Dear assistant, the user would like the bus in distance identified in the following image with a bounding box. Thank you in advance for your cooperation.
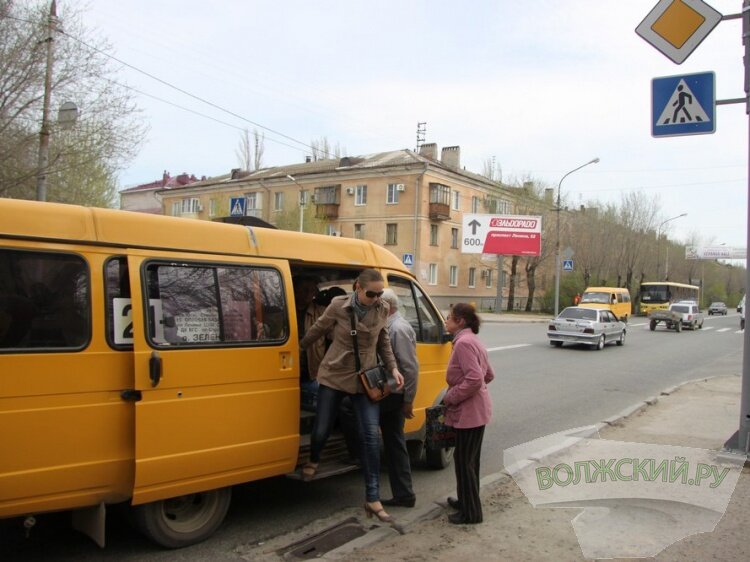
[638,281,700,315]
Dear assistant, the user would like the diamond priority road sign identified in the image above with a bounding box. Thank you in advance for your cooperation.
[652,71,715,137]
[636,0,722,65]
[461,214,542,256]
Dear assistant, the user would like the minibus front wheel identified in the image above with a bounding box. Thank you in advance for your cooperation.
[133,487,232,548]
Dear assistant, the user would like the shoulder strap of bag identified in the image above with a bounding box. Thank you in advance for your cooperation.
[349,307,361,372]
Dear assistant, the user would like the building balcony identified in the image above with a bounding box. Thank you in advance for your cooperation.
[316,203,339,219]
[429,202,450,220]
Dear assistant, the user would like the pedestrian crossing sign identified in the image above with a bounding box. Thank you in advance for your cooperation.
[652,71,715,137]
[230,197,246,217]
[562,259,574,272]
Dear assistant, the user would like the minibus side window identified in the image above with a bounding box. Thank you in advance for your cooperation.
[387,275,442,343]
[144,262,287,347]
[105,257,133,348]
[0,249,89,351]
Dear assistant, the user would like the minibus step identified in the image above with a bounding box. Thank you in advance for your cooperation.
[286,459,360,481]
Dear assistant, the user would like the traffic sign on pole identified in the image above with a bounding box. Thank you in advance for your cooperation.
[636,0,722,65]
[652,72,715,137]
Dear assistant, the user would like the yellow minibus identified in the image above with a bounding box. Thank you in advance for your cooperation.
[578,286,632,322]
[0,199,452,548]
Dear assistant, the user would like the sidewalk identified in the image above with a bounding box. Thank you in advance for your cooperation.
[236,375,747,561]
[330,375,748,561]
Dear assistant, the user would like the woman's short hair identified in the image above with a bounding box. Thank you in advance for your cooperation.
[356,268,384,289]
[451,302,481,334]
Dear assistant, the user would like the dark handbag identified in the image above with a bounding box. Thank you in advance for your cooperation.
[349,308,394,402]
[425,404,456,450]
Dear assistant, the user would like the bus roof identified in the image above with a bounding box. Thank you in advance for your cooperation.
[640,281,700,290]
[0,199,409,272]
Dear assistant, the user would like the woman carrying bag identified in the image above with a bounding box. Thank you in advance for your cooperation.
[299,269,404,523]
[443,303,494,524]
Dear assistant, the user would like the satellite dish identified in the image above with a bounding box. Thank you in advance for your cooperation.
[58,101,78,130]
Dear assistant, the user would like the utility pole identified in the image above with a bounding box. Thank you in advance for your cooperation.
[36,0,57,202]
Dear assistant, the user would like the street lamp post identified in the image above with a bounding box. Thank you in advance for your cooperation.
[656,213,687,280]
[554,157,600,316]
[286,174,305,232]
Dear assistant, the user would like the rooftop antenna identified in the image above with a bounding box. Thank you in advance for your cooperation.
[416,122,426,152]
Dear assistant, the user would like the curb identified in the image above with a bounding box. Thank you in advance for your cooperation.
[319,374,733,559]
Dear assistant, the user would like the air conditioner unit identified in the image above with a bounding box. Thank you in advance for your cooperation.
[396,184,406,192]
[346,187,355,195]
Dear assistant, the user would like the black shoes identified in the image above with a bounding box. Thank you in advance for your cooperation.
[448,512,482,525]
[381,496,416,508]
[446,496,461,510]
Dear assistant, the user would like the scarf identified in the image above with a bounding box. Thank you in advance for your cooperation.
[351,291,374,321]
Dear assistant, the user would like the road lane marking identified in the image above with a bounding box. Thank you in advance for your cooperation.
[487,344,532,352]
[630,322,648,327]
[702,326,715,331]
[716,328,732,332]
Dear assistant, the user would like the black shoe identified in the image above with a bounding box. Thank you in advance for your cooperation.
[448,512,481,525]
[447,496,461,510]
[381,496,416,508]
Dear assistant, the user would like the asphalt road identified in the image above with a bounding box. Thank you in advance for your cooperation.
[1,312,744,561]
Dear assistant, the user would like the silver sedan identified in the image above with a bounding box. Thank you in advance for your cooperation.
[547,306,626,350]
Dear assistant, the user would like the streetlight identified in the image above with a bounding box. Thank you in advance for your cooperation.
[286,174,305,232]
[656,213,687,280]
[554,157,600,316]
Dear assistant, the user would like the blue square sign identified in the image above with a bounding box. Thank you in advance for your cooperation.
[652,72,715,137]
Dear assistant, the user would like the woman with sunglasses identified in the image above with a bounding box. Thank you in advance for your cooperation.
[299,268,404,523]
[443,302,494,524]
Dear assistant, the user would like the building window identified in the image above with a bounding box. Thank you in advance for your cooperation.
[428,263,438,285]
[274,192,284,211]
[497,199,511,214]
[430,224,438,246]
[471,196,480,213]
[300,190,310,206]
[387,184,400,204]
[468,267,476,288]
[451,228,458,249]
[429,183,451,205]
[326,224,340,236]
[354,224,365,239]
[208,198,217,217]
[485,269,493,288]
[171,201,181,216]
[355,184,367,206]
[452,190,460,211]
[181,198,200,214]
[386,223,397,245]
[449,266,458,287]
[315,185,340,204]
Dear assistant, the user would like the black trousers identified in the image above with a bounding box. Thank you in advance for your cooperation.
[379,393,415,500]
[454,425,485,523]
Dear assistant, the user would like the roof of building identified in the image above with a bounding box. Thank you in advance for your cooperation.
[120,171,201,194]
[158,149,508,193]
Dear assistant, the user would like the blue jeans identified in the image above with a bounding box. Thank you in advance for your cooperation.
[310,384,381,502]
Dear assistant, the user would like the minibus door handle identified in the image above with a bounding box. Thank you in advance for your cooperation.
[149,351,162,387]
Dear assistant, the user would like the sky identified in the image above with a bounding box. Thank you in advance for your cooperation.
[82,0,748,252]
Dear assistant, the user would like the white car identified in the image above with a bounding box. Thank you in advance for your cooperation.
[547,306,626,350]
[669,302,704,330]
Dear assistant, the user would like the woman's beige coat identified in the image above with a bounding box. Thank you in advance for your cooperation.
[299,295,397,394]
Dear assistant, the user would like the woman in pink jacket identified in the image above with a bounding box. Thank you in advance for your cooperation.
[443,302,494,524]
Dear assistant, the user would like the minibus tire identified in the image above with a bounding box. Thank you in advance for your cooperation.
[133,487,231,548]
[425,446,454,469]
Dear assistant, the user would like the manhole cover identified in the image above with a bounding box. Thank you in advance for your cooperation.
[278,517,367,559]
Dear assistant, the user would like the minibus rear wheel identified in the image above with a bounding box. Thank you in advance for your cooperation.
[425,445,454,469]
[133,487,231,548]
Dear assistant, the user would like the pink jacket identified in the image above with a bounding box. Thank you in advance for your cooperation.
[443,329,494,429]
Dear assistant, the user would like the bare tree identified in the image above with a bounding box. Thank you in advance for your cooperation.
[481,157,502,182]
[0,0,146,206]
[235,128,265,171]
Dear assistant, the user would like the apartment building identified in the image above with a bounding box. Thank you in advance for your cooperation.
[157,144,538,309]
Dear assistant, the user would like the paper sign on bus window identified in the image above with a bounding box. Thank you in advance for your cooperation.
[113,298,165,345]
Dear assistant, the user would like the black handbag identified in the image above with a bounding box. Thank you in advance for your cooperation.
[425,404,456,450]
[349,308,395,402]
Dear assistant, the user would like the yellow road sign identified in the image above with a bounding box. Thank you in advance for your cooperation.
[636,0,722,64]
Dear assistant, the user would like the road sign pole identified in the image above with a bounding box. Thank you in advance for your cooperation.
[495,255,504,314]
[738,0,750,454]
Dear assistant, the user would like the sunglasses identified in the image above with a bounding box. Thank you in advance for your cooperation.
[364,290,384,298]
